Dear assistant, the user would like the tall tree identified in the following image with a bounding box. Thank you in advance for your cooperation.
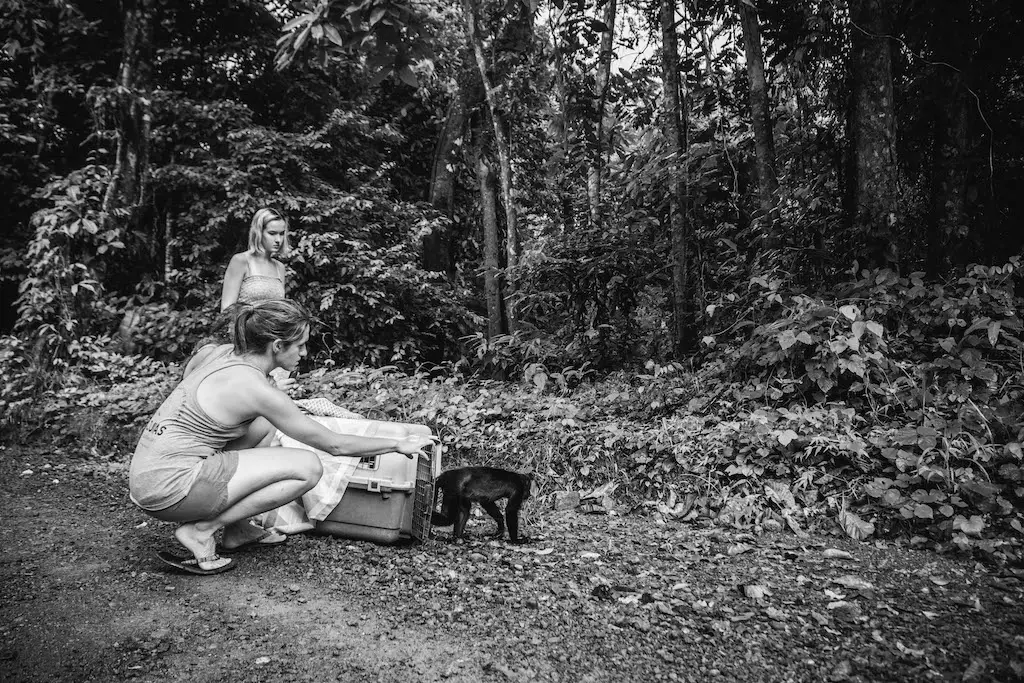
[736,0,778,218]
[917,1,974,275]
[551,24,578,233]
[660,0,697,355]
[425,90,469,276]
[461,0,528,332]
[100,0,155,231]
[845,0,900,268]
[925,68,971,274]
[586,0,617,230]
[474,132,505,338]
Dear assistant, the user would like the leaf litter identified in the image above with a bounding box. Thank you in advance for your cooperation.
[2,446,1023,682]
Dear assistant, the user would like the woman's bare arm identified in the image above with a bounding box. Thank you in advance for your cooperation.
[244,379,433,457]
[220,252,248,311]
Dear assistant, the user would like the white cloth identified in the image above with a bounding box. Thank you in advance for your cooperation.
[254,416,382,534]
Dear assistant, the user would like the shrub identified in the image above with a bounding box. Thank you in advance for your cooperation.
[290,228,480,367]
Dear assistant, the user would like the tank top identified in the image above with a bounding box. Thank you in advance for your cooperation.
[237,257,285,303]
[128,345,266,510]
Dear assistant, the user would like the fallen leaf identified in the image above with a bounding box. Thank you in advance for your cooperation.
[961,658,987,682]
[827,601,861,622]
[830,659,852,681]
[895,642,925,658]
[833,575,873,591]
[744,585,770,600]
[838,509,874,541]
[511,546,554,555]
[579,551,600,559]
[581,481,618,500]
[921,610,939,619]
[823,548,854,560]
[728,612,755,622]
[782,512,809,538]
[929,575,950,586]
[764,480,799,510]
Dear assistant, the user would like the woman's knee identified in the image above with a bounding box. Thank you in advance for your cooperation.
[296,451,323,484]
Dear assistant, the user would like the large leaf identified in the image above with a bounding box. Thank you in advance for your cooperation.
[838,509,874,541]
[396,65,418,88]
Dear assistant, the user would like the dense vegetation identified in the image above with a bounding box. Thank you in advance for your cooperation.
[1,0,1022,564]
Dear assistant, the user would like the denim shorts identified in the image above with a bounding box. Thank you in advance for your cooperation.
[145,451,239,523]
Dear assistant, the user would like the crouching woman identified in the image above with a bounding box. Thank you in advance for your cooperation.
[129,299,435,575]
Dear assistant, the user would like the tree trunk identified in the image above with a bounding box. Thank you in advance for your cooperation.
[101,0,154,230]
[425,93,468,277]
[474,136,505,339]
[845,0,900,269]
[924,0,973,276]
[586,0,617,230]
[736,0,777,217]
[164,204,174,281]
[462,0,520,332]
[552,19,577,233]
[926,70,971,275]
[660,0,696,355]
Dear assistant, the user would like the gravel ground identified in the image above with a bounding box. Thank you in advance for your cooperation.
[1,443,1022,683]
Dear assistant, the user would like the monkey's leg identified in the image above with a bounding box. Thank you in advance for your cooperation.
[505,492,530,544]
[453,499,472,539]
[481,500,505,538]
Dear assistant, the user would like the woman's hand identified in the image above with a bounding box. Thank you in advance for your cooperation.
[394,434,438,457]
[273,375,297,394]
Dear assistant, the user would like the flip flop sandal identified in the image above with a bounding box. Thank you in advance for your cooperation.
[220,528,288,553]
[157,551,236,576]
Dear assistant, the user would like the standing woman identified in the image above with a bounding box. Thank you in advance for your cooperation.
[221,208,290,311]
[129,300,436,575]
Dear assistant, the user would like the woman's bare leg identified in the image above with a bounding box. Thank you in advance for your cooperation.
[217,417,280,543]
[174,447,322,568]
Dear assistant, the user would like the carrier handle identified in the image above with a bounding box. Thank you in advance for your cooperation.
[366,480,393,498]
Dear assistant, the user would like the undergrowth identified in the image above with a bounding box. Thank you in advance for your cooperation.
[1,261,1022,566]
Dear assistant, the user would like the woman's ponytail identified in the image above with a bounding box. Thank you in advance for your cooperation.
[232,304,257,354]
[231,300,310,355]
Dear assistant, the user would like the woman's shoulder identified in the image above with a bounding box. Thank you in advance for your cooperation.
[183,343,233,378]
[200,356,269,388]
[225,251,251,273]
[272,257,287,278]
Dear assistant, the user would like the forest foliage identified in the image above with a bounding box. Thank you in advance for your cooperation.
[1,0,1023,561]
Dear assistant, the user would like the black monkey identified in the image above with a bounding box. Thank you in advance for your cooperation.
[431,467,536,544]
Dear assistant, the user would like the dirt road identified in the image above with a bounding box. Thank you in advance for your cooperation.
[1,444,1021,682]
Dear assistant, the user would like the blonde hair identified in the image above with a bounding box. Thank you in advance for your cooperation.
[232,300,311,355]
[248,208,291,257]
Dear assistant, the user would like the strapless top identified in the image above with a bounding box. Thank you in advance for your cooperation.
[237,273,285,304]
